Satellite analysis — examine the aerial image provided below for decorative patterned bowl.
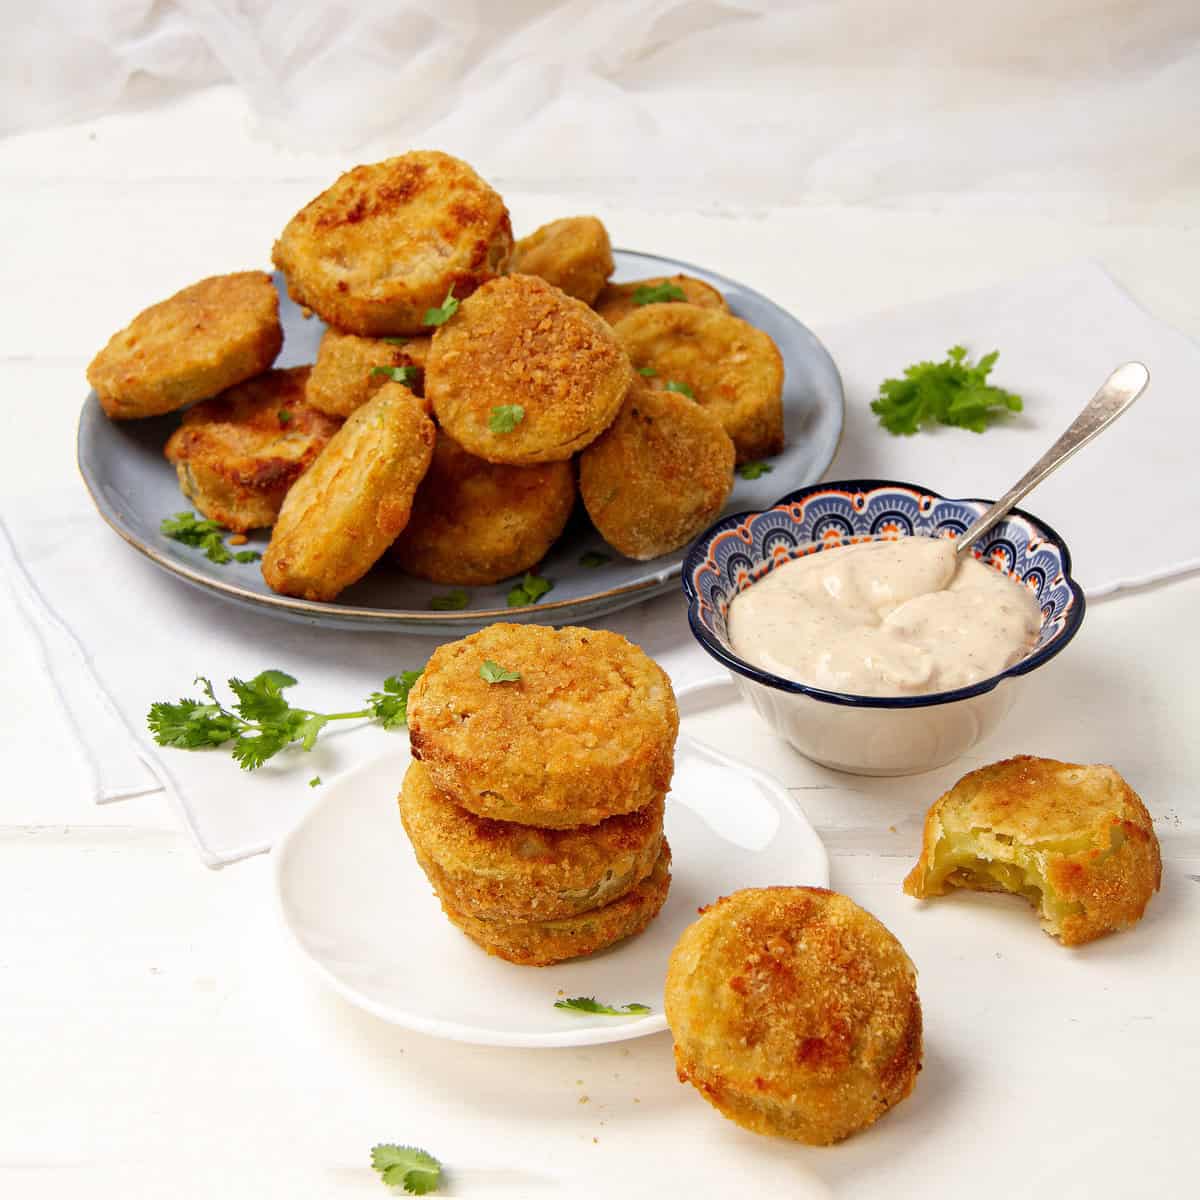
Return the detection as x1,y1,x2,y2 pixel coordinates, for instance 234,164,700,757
681,480,1086,776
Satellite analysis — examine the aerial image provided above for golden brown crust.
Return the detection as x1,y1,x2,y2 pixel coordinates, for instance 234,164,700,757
426,274,633,465
407,623,679,828
261,383,435,601
88,271,282,419
593,274,728,326
511,216,614,304
163,368,340,532
903,755,1162,947
390,433,575,584
305,328,432,417
665,887,922,1145
579,379,734,560
271,151,513,336
435,842,672,966
614,303,784,464
399,760,664,921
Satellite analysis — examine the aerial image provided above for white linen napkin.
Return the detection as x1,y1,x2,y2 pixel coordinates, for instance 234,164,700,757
6,260,1197,866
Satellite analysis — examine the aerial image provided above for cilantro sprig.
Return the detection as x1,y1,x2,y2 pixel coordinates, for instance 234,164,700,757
506,572,553,607
147,668,421,771
633,281,685,305
488,404,525,433
423,289,460,327
664,380,694,398
871,346,1023,435
371,1144,441,1195
371,365,420,387
554,996,652,1017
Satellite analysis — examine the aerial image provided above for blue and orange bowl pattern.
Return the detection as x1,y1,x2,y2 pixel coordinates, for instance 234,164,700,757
682,479,1086,709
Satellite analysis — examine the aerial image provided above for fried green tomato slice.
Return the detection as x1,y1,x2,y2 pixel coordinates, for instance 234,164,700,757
613,302,784,463
272,151,513,336
163,367,340,533
399,760,664,922
407,623,678,828
592,273,728,326
903,755,1161,947
88,271,282,419
511,216,614,304
390,433,575,585
436,842,672,966
580,379,734,560
261,383,435,601
426,274,633,465
305,328,432,417
666,887,923,1145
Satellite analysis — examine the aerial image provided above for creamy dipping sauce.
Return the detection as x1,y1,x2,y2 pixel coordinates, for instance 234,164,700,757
727,537,1042,697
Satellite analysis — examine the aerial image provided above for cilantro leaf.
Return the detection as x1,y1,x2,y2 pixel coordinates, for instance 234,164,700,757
633,281,686,305
161,511,238,565
423,289,460,327
228,670,297,722
382,337,409,347
737,461,773,481
637,366,657,377
429,588,469,611
146,700,240,748
233,549,262,563
371,1145,442,1195
230,727,292,770
277,409,293,425
871,346,1023,436
554,996,652,1016
488,404,525,433
309,776,322,787
578,551,611,568
664,380,694,398
506,572,553,607
367,671,423,730
371,365,420,386
479,660,521,684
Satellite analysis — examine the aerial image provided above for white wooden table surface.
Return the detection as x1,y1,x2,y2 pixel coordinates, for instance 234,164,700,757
2,86,1198,1200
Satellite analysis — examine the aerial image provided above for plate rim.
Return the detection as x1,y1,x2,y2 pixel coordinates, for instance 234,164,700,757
77,248,844,628
271,675,830,1048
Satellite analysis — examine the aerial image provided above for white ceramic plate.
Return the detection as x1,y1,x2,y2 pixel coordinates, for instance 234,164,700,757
273,681,828,1047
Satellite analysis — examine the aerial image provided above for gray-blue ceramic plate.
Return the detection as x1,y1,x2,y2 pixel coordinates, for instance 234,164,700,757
77,250,844,634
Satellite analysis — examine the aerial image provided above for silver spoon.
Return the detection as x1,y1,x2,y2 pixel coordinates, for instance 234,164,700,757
955,361,1150,556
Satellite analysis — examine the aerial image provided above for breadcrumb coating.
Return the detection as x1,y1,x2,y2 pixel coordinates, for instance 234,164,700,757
164,367,340,532
903,755,1161,946
512,216,614,304
614,302,783,463
88,271,282,419
262,383,435,601
400,760,663,921
665,887,922,1145
593,274,727,326
435,842,672,966
390,433,575,585
427,274,633,465
306,328,431,418
580,379,734,560
407,623,678,827
272,151,512,335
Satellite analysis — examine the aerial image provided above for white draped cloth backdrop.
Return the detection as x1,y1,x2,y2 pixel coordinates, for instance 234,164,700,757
4,1,1199,215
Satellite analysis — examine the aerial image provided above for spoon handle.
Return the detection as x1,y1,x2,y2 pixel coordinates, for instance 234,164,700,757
956,361,1150,556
